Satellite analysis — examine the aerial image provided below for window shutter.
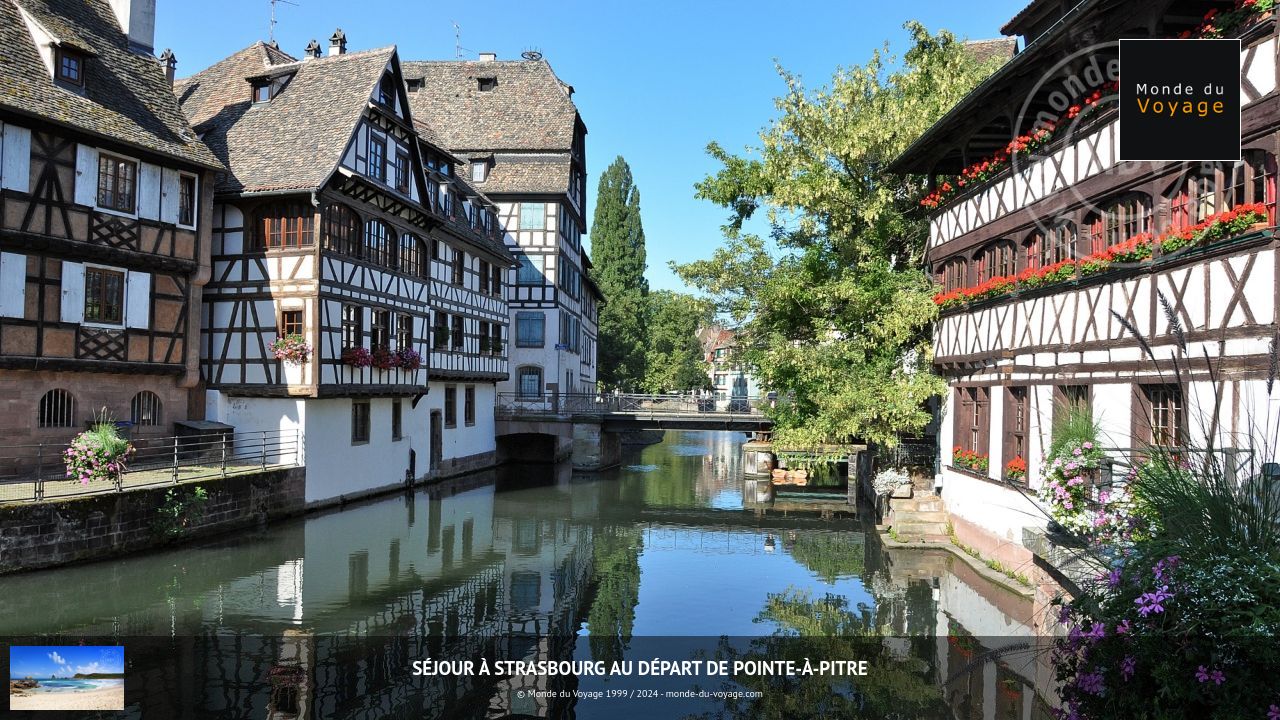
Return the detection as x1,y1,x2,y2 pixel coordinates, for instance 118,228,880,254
1,124,31,193
1089,216,1104,254
73,143,98,206
60,261,84,324
138,163,161,220
0,252,26,318
159,168,181,224
125,271,151,329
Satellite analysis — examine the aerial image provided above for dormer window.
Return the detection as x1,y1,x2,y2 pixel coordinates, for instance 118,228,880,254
378,74,396,107
253,81,272,103
55,47,84,87
471,160,487,182
477,77,497,92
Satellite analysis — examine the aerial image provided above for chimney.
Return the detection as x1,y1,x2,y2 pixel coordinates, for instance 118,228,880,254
478,52,496,62
109,0,156,53
158,48,176,85
304,39,322,59
328,28,347,56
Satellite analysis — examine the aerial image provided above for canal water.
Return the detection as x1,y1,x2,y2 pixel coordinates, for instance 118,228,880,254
0,431,1053,719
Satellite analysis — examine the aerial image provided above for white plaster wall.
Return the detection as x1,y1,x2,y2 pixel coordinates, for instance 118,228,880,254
422,381,498,461
303,397,415,504
1093,382,1132,449
938,392,955,473
988,387,1005,480
204,391,306,465
941,469,1047,544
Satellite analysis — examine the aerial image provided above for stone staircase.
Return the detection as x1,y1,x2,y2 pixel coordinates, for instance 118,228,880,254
887,491,950,543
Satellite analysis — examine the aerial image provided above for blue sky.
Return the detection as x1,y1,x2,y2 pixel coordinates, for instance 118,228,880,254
9,645,124,678
160,0,1026,292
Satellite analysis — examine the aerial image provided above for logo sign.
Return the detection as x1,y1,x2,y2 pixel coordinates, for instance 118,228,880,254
555,343,569,350
1119,38,1241,161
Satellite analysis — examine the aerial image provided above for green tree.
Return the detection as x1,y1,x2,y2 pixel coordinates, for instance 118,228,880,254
642,290,713,393
674,23,1004,447
591,156,650,390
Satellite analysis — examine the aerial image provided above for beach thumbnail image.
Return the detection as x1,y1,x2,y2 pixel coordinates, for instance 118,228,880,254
8,645,125,711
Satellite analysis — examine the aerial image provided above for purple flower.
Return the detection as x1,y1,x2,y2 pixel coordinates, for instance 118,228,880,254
1116,618,1131,634
1107,568,1122,588
1195,665,1210,683
1058,605,1072,623
1084,622,1106,641
1082,442,1094,450
1072,448,1083,457
1267,704,1280,720
1211,669,1225,685
1077,671,1105,695
1121,655,1136,680
1135,585,1173,617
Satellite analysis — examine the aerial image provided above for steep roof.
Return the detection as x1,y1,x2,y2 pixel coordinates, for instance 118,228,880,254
466,152,572,196
177,44,395,194
964,38,1018,66
401,59,582,152
0,0,220,169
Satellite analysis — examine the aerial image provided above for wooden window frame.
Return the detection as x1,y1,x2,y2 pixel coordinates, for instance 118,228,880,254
1232,150,1277,223
516,366,543,399
394,151,410,194
391,398,403,441
279,308,303,337
1003,386,1029,482
341,304,363,349
977,241,1015,282
370,309,391,351
364,220,393,267
1171,171,1218,228
1088,194,1149,254
516,312,544,348
451,315,464,351
464,385,476,427
396,314,413,350
252,81,272,103
433,312,449,350
452,249,465,286
1134,384,1185,448
177,173,197,227
351,400,370,444
96,153,138,214
444,386,457,428
953,386,990,459
322,203,361,256
83,265,125,326
516,254,544,285
378,74,397,108
938,258,967,292
518,202,545,230
368,134,387,182
55,47,84,87
400,233,425,277
479,260,491,294
491,265,503,296
258,202,314,249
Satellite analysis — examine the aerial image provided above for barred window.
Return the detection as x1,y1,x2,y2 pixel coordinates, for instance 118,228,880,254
130,391,162,427
38,389,76,428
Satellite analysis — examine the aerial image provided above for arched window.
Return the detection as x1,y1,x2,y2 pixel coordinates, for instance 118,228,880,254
1026,222,1075,269
937,258,967,292
130,391,162,427
1086,193,1149,254
364,220,393,267
38,389,76,428
257,202,314,248
1230,150,1277,222
400,233,426,277
516,365,543,399
976,240,1016,282
1169,170,1217,228
321,203,361,256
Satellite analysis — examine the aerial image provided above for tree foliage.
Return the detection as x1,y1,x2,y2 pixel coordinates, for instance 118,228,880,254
673,23,1005,447
591,156,650,390
642,290,714,393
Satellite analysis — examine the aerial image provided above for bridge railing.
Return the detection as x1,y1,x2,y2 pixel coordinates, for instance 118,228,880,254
496,392,772,418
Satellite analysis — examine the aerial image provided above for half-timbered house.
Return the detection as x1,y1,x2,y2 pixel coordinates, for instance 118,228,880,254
415,119,517,477
0,0,221,449
177,34,450,505
403,53,603,401
890,1,1280,549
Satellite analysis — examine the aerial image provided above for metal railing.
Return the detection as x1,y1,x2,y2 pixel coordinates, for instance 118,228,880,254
495,392,772,419
0,429,303,503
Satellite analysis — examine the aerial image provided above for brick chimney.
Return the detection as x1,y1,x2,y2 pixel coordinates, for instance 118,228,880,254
328,28,347,56
108,0,156,53
158,48,176,85
304,39,321,59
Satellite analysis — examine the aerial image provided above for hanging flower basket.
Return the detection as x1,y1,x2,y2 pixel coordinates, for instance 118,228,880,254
371,347,397,370
395,347,422,370
341,347,372,368
271,334,312,366
64,419,135,485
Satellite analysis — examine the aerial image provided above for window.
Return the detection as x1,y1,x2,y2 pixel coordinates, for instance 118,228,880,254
96,154,137,213
464,386,476,426
937,258,967,293
954,386,989,458
38,389,76,428
471,161,487,182
559,314,580,353
518,203,545,230
341,305,363,349
1088,194,1149,253
558,256,581,299
1231,150,1277,222
178,175,196,226
322,203,361,256
432,238,444,261
394,151,410,194
491,264,503,296
391,399,402,441
368,135,386,182
715,374,726,387
371,309,391,350
479,260,491,294
516,312,545,347
1028,222,1075,269
516,254,544,285
1004,387,1028,480
444,386,457,428
130,391,162,427
451,315,464,350
433,312,449,350
378,74,396,107
252,81,272,103
400,233,426,277
84,266,125,325
452,250,465,285
477,77,497,92
280,309,303,337
517,366,543,399
1170,171,1216,228
977,241,1016,281
364,221,393,267
396,313,413,350
351,400,370,444
55,47,84,86
1143,385,1184,447
258,202,314,248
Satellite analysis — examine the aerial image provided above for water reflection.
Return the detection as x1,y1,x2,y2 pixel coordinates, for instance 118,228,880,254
0,431,1052,719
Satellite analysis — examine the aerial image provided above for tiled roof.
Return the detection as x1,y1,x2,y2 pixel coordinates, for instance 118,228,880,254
964,38,1018,66
466,152,572,196
401,59,581,152
0,0,220,169
177,44,394,194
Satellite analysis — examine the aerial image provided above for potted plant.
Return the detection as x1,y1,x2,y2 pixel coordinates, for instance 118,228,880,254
371,347,396,370
64,410,135,485
341,346,372,368
271,334,312,366
1005,456,1027,483
396,347,422,370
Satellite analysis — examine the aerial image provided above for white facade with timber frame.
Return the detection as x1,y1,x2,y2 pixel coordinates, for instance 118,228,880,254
890,0,1280,546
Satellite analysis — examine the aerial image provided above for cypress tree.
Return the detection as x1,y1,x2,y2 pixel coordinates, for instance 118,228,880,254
590,156,649,390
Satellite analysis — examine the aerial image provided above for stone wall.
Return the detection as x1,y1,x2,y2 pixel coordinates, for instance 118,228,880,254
0,467,305,574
